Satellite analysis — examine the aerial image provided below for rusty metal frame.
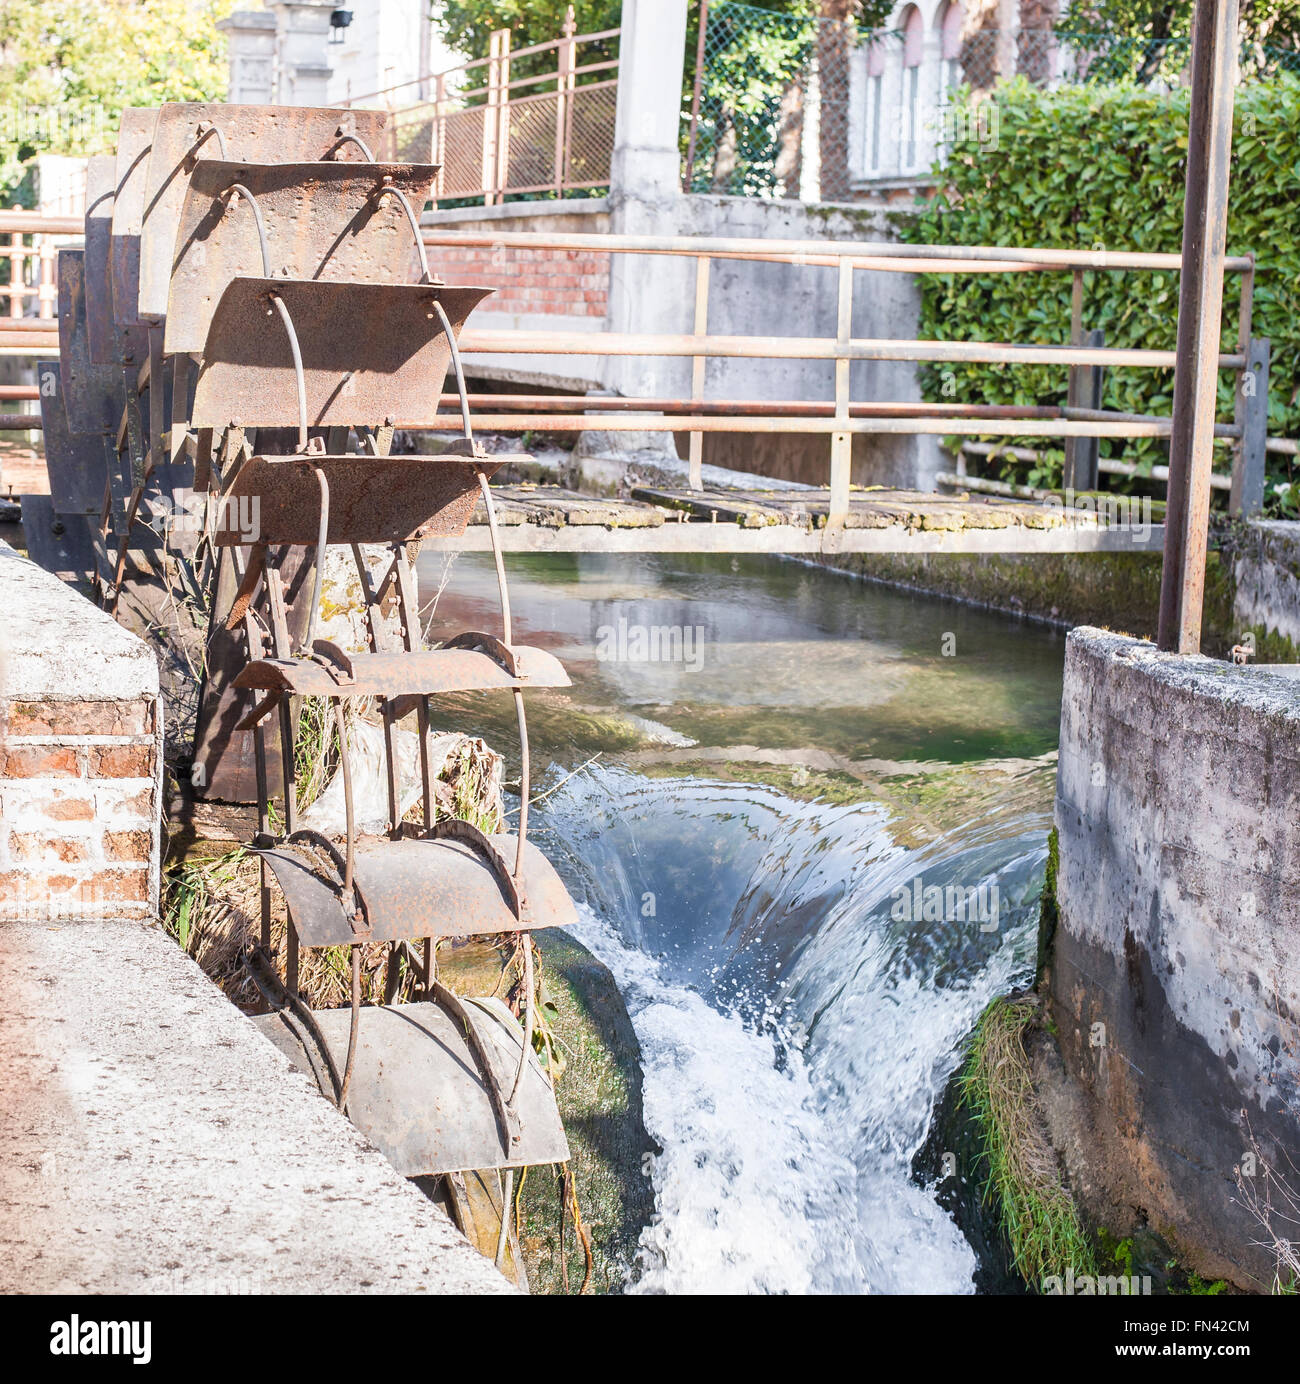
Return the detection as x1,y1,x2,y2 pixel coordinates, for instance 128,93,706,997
164,160,440,354
136,103,391,322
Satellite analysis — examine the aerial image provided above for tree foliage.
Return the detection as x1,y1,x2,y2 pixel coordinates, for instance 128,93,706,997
905,78,1300,513
0,0,232,200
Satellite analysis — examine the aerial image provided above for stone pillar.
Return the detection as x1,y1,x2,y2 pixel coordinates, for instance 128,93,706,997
218,11,277,105
269,0,336,105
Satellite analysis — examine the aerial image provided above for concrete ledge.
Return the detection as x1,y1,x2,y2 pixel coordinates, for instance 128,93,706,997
1232,519,1300,650
0,919,512,1294
1050,627,1300,1287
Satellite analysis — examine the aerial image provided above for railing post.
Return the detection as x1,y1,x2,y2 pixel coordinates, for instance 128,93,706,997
555,6,577,195
496,29,512,200
827,258,853,534
1063,267,1083,486
1229,337,1269,517
483,28,509,205
7,214,22,318
434,73,446,200
685,0,711,191
1157,0,1239,653
688,254,710,489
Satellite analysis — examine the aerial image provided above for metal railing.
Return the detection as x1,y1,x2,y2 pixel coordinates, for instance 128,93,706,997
0,211,63,321
339,12,618,206
2,210,1268,522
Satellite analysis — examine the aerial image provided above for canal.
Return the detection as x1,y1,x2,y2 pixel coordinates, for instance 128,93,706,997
420,550,1064,1293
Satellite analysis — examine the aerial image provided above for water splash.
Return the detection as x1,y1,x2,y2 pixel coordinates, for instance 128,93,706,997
542,764,1050,1294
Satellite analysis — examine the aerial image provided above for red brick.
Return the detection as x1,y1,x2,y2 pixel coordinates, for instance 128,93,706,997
86,745,154,779
0,746,79,778
36,795,96,822
4,699,153,738
103,829,151,861
8,833,90,863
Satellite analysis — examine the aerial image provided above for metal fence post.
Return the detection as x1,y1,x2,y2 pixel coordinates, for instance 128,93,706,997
688,254,710,489
1229,337,1269,517
555,7,577,195
1157,0,1239,654
1065,328,1105,492
827,258,853,533
685,0,711,191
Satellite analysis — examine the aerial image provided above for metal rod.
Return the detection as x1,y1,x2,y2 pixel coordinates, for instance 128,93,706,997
301,465,330,656
1158,0,1239,654
684,0,710,190
335,699,357,910
420,412,1235,438
225,184,273,277
432,299,474,439
420,227,1254,273
337,943,362,1112
509,936,535,1107
378,180,433,283
268,293,310,451
453,328,1246,369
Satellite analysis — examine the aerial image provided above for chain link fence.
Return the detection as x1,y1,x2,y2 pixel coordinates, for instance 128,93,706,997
684,1,1300,204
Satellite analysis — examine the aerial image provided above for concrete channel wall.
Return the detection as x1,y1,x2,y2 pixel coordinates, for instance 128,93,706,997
1050,628,1300,1287
0,544,508,1294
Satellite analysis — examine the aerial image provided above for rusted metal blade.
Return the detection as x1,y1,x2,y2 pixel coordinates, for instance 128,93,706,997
84,155,119,366
191,279,494,432
138,103,390,322
37,362,110,517
233,643,571,702
109,107,156,355
251,998,570,1175
165,160,439,354
57,250,125,438
212,452,508,545
255,832,578,947
19,494,100,587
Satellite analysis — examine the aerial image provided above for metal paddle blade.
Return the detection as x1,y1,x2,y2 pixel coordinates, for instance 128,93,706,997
233,643,571,701
57,250,125,438
37,362,111,517
212,451,510,545
254,832,579,947
165,160,440,354
84,155,119,366
252,998,570,1175
191,279,493,431
109,107,157,353
138,103,390,322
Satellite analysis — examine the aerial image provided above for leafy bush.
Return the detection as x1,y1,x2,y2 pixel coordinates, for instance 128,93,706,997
904,77,1300,512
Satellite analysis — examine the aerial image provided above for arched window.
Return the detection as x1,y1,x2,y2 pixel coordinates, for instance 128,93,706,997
901,5,924,171
862,34,888,174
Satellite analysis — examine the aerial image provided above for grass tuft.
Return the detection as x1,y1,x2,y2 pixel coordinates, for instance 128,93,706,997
961,994,1096,1290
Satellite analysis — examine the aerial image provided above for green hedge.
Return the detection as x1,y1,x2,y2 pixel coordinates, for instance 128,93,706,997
903,78,1300,513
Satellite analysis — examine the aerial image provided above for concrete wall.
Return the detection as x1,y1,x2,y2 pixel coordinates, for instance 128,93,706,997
0,541,508,1294
0,541,162,921
1049,628,1300,1287
1232,520,1300,652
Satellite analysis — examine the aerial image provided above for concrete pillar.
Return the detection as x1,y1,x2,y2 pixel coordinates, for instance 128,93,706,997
610,0,689,213
605,0,692,415
218,11,277,105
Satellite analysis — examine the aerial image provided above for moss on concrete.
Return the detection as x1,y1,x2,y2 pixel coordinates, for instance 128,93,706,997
816,547,1300,663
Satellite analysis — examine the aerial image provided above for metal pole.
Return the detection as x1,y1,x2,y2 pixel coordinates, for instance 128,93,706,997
684,0,710,191
1158,0,1239,654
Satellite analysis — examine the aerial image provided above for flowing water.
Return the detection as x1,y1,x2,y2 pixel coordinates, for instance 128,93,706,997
419,550,1064,1294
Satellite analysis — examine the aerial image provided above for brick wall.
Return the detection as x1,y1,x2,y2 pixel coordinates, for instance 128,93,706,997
0,543,161,922
434,244,610,319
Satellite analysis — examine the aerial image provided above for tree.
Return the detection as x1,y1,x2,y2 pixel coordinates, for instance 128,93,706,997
1061,0,1300,84
0,0,232,201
